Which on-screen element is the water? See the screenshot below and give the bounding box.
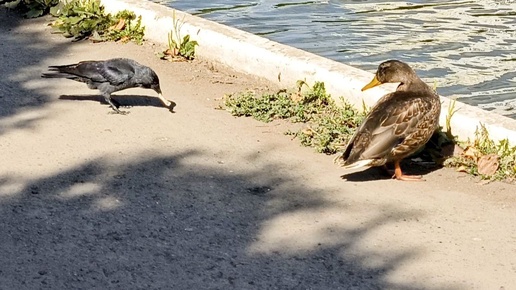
[158,0,516,117]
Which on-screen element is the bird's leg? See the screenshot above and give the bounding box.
[103,93,129,115]
[393,160,424,181]
[111,98,122,108]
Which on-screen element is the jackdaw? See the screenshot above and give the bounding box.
[42,58,176,114]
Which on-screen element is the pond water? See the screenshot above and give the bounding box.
[157,0,516,117]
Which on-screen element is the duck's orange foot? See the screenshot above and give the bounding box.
[393,174,424,181]
[393,161,425,181]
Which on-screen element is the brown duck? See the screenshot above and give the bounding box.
[339,60,441,181]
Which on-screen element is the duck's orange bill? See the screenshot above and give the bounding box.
[361,75,382,91]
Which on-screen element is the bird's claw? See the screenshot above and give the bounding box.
[108,110,130,115]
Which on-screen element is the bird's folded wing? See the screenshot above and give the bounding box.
[71,61,110,83]
[99,60,136,85]
[72,60,135,85]
[357,93,430,159]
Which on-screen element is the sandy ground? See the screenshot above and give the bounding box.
[1,11,515,290]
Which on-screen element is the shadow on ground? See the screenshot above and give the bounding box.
[341,161,441,182]
[0,11,62,135]
[59,94,168,109]
[0,149,456,289]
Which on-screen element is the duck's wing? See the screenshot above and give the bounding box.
[342,91,434,167]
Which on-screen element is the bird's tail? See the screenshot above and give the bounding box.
[334,154,375,170]
[340,159,375,170]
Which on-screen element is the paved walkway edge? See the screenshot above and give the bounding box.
[102,0,516,145]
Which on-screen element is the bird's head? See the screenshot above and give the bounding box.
[142,68,176,112]
[361,60,417,91]
[141,69,162,95]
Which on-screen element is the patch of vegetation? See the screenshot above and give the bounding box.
[50,0,145,44]
[223,81,364,154]
[158,10,199,61]
[444,124,516,181]
[2,0,59,18]
[224,81,515,182]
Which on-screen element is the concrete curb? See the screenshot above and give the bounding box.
[102,0,516,145]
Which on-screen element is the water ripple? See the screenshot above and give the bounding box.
[159,0,516,117]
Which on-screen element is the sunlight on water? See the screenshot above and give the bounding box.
[158,0,516,117]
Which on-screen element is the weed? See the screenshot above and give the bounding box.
[107,10,145,44]
[444,124,516,181]
[50,0,144,44]
[223,81,364,154]
[445,98,459,141]
[2,0,59,18]
[158,10,199,61]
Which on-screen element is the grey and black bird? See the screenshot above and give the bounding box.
[42,58,176,114]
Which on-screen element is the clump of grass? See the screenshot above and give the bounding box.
[223,81,364,154]
[50,0,145,44]
[444,124,516,181]
[158,10,199,61]
[107,10,145,44]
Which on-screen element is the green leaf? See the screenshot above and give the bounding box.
[49,5,61,16]
[25,9,44,18]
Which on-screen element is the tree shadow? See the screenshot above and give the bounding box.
[0,12,66,136]
[0,149,460,289]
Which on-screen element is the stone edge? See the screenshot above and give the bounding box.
[102,0,516,145]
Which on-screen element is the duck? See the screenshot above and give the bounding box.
[337,60,441,181]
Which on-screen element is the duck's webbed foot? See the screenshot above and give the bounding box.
[393,161,424,181]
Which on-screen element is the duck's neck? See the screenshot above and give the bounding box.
[396,77,430,92]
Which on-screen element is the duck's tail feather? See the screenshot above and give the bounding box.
[339,159,375,170]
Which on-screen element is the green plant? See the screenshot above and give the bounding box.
[176,34,198,60]
[158,10,198,61]
[51,0,110,40]
[108,10,145,44]
[2,0,59,18]
[445,98,459,141]
[444,123,516,181]
[224,81,364,154]
[50,0,144,44]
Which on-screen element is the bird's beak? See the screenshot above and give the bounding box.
[362,75,382,91]
[156,93,176,112]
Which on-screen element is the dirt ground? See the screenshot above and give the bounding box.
[1,10,515,290]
